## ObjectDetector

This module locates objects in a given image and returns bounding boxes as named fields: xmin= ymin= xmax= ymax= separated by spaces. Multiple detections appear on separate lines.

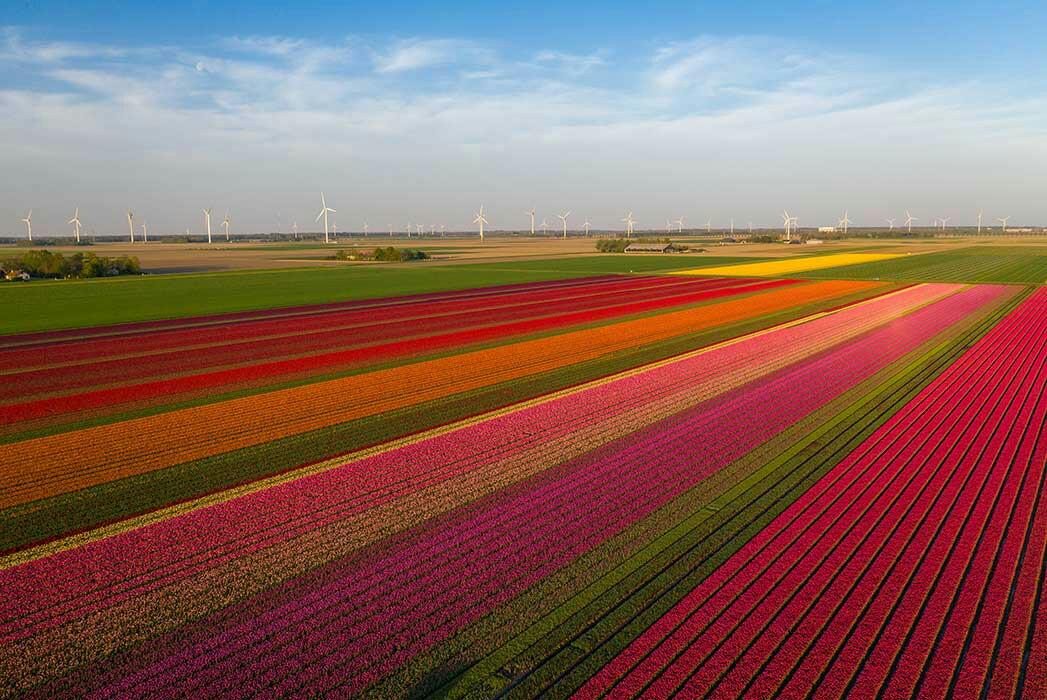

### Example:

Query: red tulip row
xmin=0 ymin=274 xmax=629 ymax=350
xmin=0 ymin=275 xmax=706 ymax=373
xmin=579 ymin=287 xmax=1047 ymax=700
xmin=0 ymin=277 xmax=791 ymax=425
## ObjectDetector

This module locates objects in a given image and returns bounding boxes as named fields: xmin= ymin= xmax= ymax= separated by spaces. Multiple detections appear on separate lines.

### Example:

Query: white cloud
xmin=1 ymin=26 xmax=1046 ymax=236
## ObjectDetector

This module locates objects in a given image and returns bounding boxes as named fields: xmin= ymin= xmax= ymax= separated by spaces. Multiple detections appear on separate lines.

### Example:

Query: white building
xmin=817 ymin=226 xmax=837 ymax=233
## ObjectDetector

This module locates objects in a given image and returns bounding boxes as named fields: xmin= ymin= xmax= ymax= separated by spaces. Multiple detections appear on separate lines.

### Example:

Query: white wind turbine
xmin=406 ymin=223 xmax=412 ymax=238
xmin=527 ymin=208 xmax=536 ymax=236
xmin=292 ymin=221 xmax=299 ymax=240
xmin=68 ymin=208 xmax=81 ymax=243
xmin=705 ymin=219 xmax=711 ymax=234
xmin=583 ymin=218 xmax=592 ymax=236
xmin=886 ymin=218 xmax=895 ymax=231
xmin=363 ymin=222 xmax=369 ymax=237
xmin=666 ymin=219 xmax=673 ymax=234
xmin=939 ymin=216 xmax=950 ymax=231
xmin=838 ymin=210 xmax=851 ymax=235
xmin=558 ymin=210 xmax=571 ymax=239
xmin=222 ymin=211 xmax=231 ymax=241
xmin=417 ymin=224 xmax=424 ymax=237
xmin=430 ymin=224 xmax=435 ymax=236
xmin=998 ymin=216 xmax=1010 ymax=233
xmin=202 ymin=208 xmax=212 ymax=244
xmin=977 ymin=209 xmax=983 ymax=234
xmin=905 ymin=211 xmax=918 ymax=233
xmin=621 ymin=211 xmax=636 ymax=237
xmin=540 ymin=218 xmax=549 ymax=235
xmin=315 ymin=193 xmax=335 ymax=243
xmin=389 ymin=224 xmax=394 ymax=238
xmin=730 ymin=218 xmax=735 ymax=236
xmin=674 ymin=217 xmax=684 ymax=233
xmin=782 ymin=211 xmax=793 ymax=241
xmin=474 ymin=204 xmax=488 ymax=241
xmin=21 ymin=210 xmax=32 ymax=241
xmin=127 ymin=209 xmax=135 ymax=243
xmin=142 ymin=222 xmax=148 ymax=242
xmin=440 ymin=224 xmax=446 ymax=236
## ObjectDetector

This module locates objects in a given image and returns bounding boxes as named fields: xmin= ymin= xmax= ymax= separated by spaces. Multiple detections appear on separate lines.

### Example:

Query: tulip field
xmin=1 ymin=262 xmax=1044 ymax=698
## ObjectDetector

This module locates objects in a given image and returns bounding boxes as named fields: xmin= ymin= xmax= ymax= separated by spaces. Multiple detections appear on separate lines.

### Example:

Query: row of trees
xmin=334 ymin=247 xmax=430 ymax=262
xmin=1 ymin=250 xmax=141 ymax=279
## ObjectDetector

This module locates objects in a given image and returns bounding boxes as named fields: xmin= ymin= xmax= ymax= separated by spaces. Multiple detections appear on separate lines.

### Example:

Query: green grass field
xmin=0 ymin=255 xmax=755 ymax=335
xmin=799 ymin=246 xmax=1047 ymax=284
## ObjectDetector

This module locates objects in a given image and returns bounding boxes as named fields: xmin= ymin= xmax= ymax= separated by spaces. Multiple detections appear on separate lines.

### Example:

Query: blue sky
xmin=2 ymin=1 xmax=1046 ymax=235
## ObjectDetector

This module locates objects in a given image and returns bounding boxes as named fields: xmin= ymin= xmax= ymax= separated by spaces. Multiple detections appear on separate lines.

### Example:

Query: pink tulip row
xmin=85 ymin=285 xmax=1006 ymax=698
xmin=578 ymin=287 xmax=1046 ymax=700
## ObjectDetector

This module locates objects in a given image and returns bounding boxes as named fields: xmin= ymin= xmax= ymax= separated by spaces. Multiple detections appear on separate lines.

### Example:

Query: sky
xmin=2 ymin=0 xmax=1046 ymax=236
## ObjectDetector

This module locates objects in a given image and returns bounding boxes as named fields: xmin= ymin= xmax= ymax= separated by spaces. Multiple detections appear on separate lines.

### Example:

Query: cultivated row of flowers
xmin=578 ymin=285 xmax=1043 ymax=700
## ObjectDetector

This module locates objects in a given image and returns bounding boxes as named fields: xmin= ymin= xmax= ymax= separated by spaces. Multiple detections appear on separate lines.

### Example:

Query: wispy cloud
xmin=2 ymin=26 xmax=1045 ymax=234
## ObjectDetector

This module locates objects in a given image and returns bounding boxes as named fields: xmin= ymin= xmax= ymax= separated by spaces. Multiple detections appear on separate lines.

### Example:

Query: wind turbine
xmin=782 ymin=211 xmax=792 ymax=241
xmin=440 ymin=224 xmax=446 ymax=236
xmin=838 ymin=210 xmax=851 ymax=235
xmin=705 ymin=219 xmax=711 ymax=234
xmin=674 ymin=217 xmax=684 ymax=233
xmin=21 ymin=210 xmax=32 ymax=241
xmin=730 ymin=218 xmax=735 ymax=236
xmin=539 ymin=218 xmax=549 ymax=235
xmin=142 ymin=222 xmax=148 ymax=242
xmin=68 ymin=208 xmax=81 ymax=243
xmin=998 ymin=216 xmax=1010 ymax=233
xmin=886 ymin=218 xmax=895 ymax=231
xmin=389 ymin=224 xmax=393 ymax=238
xmin=583 ymin=218 xmax=592 ymax=236
xmin=666 ymin=219 xmax=673 ymax=234
xmin=558 ymin=210 xmax=571 ymax=239
xmin=939 ymin=216 xmax=950 ymax=232
xmin=430 ymin=224 xmax=435 ymax=236
xmin=749 ymin=221 xmax=753 ymax=235
xmin=127 ymin=209 xmax=135 ymax=243
xmin=292 ymin=221 xmax=299 ymax=240
xmin=315 ymin=193 xmax=335 ymax=243
xmin=222 ymin=211 xmax=231 ymax=241
xmin=202 ymin=208 xmax=212 ymax=244
xmin=905 ymin=211 xmax=917 ymax=233
xmin=417 ymin=223 xmax=424 ymax=237
xmin=474 ymin=204 xmax=488 ymax=241
xmin=977 ymin=210 xmax=983 ymax=235
xmin=621 ymin=211 xmax=636 ymax=237
xmin=363 ymin=222 xmax=369 ymax=237
xmin=406 ymin=223 xmax=412 ymax=238
xmin=527 ymin=208 xmax=536 ymax=236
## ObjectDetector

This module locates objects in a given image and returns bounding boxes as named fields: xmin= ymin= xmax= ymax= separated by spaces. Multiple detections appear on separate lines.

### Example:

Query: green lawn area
xmin=0 ymin=254 xmax=755 ymax=335
xmin=800 ymin=246 xmax=1047 ymax=284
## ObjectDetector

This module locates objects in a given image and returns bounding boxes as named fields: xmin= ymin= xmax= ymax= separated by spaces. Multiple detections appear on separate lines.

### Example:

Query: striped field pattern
xmin=0 ymin=269 xmax=1040 ymax=699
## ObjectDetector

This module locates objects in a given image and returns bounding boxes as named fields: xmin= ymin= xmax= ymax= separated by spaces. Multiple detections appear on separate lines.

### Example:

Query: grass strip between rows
xmin=0 ymin=285 xmax=885 ymax=553
xmin=379 ymin=285 xmax=1029 ymax=699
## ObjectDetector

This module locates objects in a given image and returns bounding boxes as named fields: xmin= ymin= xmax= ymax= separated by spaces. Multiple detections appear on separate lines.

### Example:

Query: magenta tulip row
xmin=580 ymin=287 xmax=1046 ymax=700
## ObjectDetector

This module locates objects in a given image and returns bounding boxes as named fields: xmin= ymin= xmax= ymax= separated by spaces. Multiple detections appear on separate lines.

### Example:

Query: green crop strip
xmin=395 ymin=286 xmax=1029 ymax=700
xmin=798 ymin=247 xmax=1047 ymax=285
xmin=0 ymin=285 xmax=887 ymax=554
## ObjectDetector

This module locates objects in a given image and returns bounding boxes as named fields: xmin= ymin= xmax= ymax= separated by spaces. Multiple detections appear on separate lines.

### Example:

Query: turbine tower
xmin=440 ymin=224 xmax=446 ymax=236
xmin=886 ymin=218 xmax=895 ymax=231
xmin=998 ymin=216 xmax=1010 ymax=233
xmin=939 ymin=216 xmax=950 ymax=232
xmin=674 ymin=217 xmax=684 ymax=233
xmin=203 ymin=208 xmax=212 ymax=244
xmin=705 ymin=219 xmax=711 ymax=234
xmin=905 ymin=211 xmax=917 ymax=233
xmin=583 ymin=218 xmax=592 ymax=236
xmin=782 ymin=211 xmax=792 ymax=241
xmin=21 ymin=210 xmax=32 ymax=241
xmin=666 ymin=219 xmax=673 ymax=234
xmin=222 ymin=212 xmax=231 ymax=241
xmin=142 ymin=222 xmax=148 ymax=242
xmin=838 ymin=210 xmax=851 ymax=235
xmin=621 ymin=211 xmax=636 ymax=237
xmin=473 ymin=204 xmax=488 ymax=241
xmin=977 ymin=209 xmax=983 ymax=235
xmin=315 ymin=193 xmax=335 ymax=243
xmin=363 ymin=222 xmax=369 ymax=237
xmin=292 ymin=221 xmax=299 ymax=240
xmin=540 ymin=218 xmax=549 ymax=235
xmin=68 ymin=208 xmax=81 ymax=243
xmin=127 ymin=209 xmax=135 ymax=243
xmin=527 ymin=208 xmax=536 ymax=236
xmin=558 ymin=210 xmax=571 ymax=239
